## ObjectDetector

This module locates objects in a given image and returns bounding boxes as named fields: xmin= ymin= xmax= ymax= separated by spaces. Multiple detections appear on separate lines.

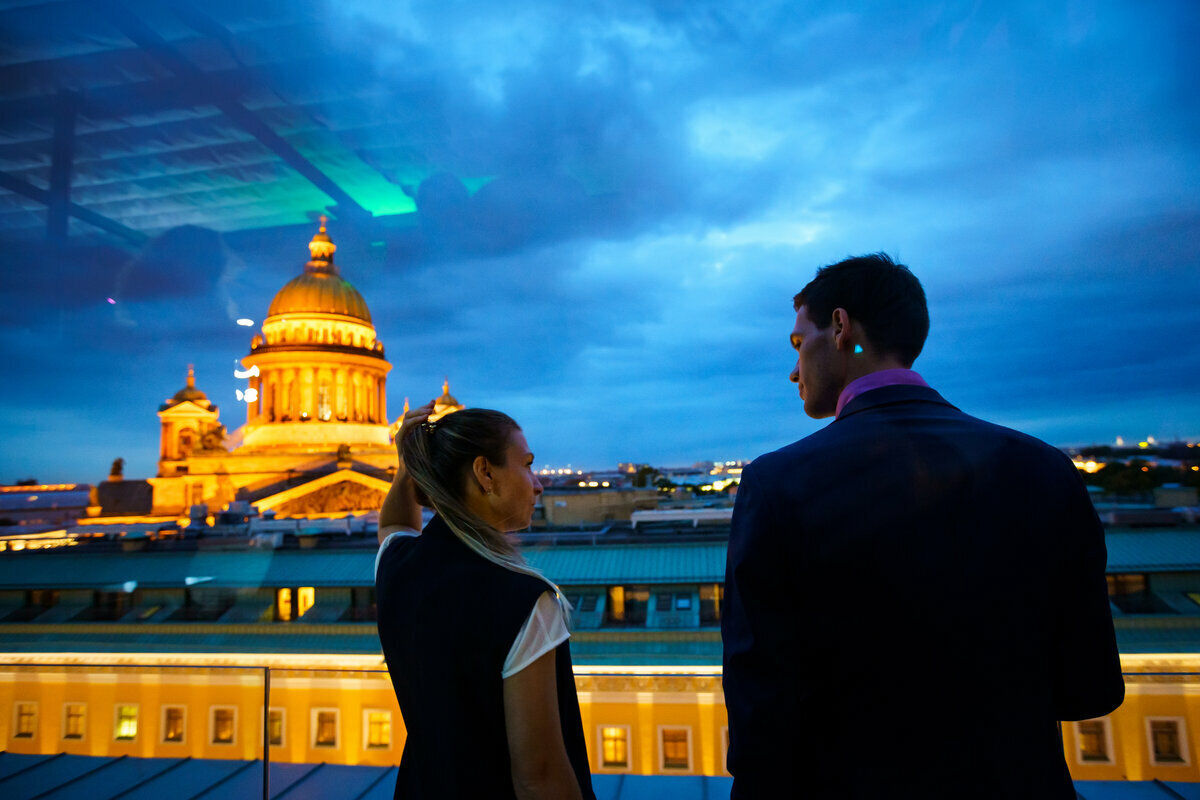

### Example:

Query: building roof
xmin=0 ymin=540 xmax=729 ymax=590
xmin=0 ymin=753 xmax=1194 ymax=799
xmin=0 ymin=530 xmax=1194 ymax=592
xmin=1105 ymin=530 xmax=1200 ymax=572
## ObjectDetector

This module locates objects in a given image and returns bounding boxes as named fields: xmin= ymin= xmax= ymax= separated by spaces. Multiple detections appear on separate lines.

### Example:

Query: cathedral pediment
xmin=255 ymin=468 xmax=391 ymax=517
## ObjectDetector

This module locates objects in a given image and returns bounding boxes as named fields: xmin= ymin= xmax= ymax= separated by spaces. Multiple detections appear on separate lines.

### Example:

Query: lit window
xmin=277 ymin=588 xmax=293 ymax=622
xmin=64 ymin=703 xmax=85 ymax=740
xmin=365 ymin=710 xmax=391 ymax=748
xmin=313 ymin=709 xmax=338 ymax=748
xmin=15 ymin=703 xmax=36 ymax=738
xmin=163 ymin=706 xmax=185 ymax=743
xmin=115 ymin=705 xmax=138 ymax=741
xmin=1077 ymin=720 xmax=1110 ymax=763
xmin=1150 ymin=719 xmax=1187 ymax=764
xmin=297 ymin=587 xmax=315 ymax=619
xmin=268 ymin=708 xmax=284 ymax=746
xmin=675 ymin=594 xmax=692 ymax=610
xmin=601 ymin=726 xmax=628 ymax=768
xmin=661 ymin=727 xmax=690 ymax=770
xmin=212 ymin=707 xmax=235 ymax=745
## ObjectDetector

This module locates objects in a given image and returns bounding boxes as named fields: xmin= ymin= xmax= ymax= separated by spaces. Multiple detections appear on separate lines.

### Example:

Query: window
xmin=579 ymin=594 xmax=598 ymax=613
xmin=162 ymin=706 xmax=185 ymax=743
xmin=1148 ymin=718 xmax=1188 ymax=765
xmin=656 ymin=592 xmax=692 ymax=614
xmin=600 ymin=726 xmax=629 ymax=768
xmin=276 ymin=588 xmax=293 ymax=621
xmin=276 ymin=587 xmax=316 ymax=621
xmin=364 ymin=710 xmax=391 ymax=748
xmin=700 ymin=584 xmax=723 ymax=625
xmin=1076 ymin=719 xmax=1111 ymax=764
xmin=1107 ymin=574 xmax=1173 ymax=614
xmin=211 ymin=707 xmax=236 ymax=745
xmin=114 ymin=704 xmax=139 ymax=741
xmin=15 ymin=702 xmax=36 ymax=738
xmin=604 ymin=585 xmax=649 ymax=626
xmin=63 ymin=703 xmax=85 ymax=740
xmin=312 ymin=709 xmax=339 ymax=748
xmin=268 ymin=708 xmax=285 ymax=747
xmin=660 ymin=727 xmax=691 ymax=771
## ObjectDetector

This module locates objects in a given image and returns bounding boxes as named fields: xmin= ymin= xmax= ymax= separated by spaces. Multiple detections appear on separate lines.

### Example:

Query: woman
xmin=374 ymin=402 xmax=595 ymax=800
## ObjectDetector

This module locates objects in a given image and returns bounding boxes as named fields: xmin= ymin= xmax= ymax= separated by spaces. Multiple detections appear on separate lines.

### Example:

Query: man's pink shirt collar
xmin=835 ymin=368 xmax=929 ymax=418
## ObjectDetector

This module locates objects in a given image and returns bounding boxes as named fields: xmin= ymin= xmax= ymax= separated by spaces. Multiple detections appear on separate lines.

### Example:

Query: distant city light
xmin=233 ymin=365 xmax=260 ymax=379
xmin=236 ymin=318 xmax=254 ymax=326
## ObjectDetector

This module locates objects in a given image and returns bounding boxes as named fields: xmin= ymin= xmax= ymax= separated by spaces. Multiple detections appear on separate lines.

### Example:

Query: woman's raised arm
xmin=378 ymin=401 xmax=434 ymax=544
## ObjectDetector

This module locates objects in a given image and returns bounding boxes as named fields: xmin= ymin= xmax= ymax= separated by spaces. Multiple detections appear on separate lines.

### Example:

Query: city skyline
xmin=2 ymin=1 xmax=1198 ymax=484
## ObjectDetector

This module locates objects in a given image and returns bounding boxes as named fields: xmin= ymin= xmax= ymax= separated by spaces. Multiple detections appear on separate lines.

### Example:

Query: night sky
xmin=2 ymin=1 xmax=1199 ymax=484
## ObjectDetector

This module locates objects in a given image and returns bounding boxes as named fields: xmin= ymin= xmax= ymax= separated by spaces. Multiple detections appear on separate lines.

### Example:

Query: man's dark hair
xmin=793 ymin=252 xmax=929 ymax=366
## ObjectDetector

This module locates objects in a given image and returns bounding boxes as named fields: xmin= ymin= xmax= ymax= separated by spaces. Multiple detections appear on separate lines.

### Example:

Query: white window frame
xmin=1074 ymin=717 xmax=1114 ymax=765
xmin=1146 ymin=716 xmax=1190 ymax=766
xmin=113 ymin=702 xmax=140 ymax=742
xmin=62 ymin=702 xmax=86 ymax=741
xmin=161 ymin=704 xmax=186 ymax=744
xmin=310 ymin=707 xmax=340 ymax=749
xmin=209 ymin=705 xmax=237 ymax=746
xmin=13 ymin=700 xmax=38 ymax=739
xmin=266 ymin=707 xmax=286 ymax=748
xmin=362 ymin=708 xmax=392 ymax=750
xmin=657 ymin=724 xmax=694 ymax=773
xmin=595 ymin=724 xmax=632 ymax=772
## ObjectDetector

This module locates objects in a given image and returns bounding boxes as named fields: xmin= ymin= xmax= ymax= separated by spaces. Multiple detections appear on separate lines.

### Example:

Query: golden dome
xmin=266 ymin=219 xmax=373 ymax=323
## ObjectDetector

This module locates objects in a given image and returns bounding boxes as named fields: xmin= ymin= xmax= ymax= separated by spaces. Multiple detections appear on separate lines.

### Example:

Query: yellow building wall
xmin=4 ymin=658 xmax=1200 ymax=781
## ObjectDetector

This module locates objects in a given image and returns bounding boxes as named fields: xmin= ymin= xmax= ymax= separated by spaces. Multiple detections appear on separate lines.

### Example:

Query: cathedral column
xmin=377 ymin=375 xmax=387 ymax=423
xmin=247 ymin=374 xmax=261 ymax=422
xmin=336 ymin=368 xmax=347 ymax=420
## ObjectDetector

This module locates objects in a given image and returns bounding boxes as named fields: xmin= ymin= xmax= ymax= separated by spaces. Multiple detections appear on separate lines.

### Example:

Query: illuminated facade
xmin=146 ymin=221 xmax=408 ymax=518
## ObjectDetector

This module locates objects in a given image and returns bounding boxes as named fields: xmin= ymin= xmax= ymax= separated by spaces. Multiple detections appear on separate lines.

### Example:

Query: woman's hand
xmin=395 ymin=401 xmax=435 ymax=461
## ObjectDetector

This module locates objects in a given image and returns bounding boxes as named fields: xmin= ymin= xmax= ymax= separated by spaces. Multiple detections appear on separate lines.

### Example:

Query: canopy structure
xmin=0 ymin=0 xmax=462 ymax=248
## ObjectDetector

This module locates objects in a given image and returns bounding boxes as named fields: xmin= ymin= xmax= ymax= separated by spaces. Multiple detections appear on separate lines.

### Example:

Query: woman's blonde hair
xmin=401 ymin=408 xmax=566 ymax=602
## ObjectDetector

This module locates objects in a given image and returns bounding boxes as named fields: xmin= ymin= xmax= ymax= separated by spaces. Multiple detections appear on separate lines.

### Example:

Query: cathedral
xmin=135 ymin=220 xmax=461 ymax=518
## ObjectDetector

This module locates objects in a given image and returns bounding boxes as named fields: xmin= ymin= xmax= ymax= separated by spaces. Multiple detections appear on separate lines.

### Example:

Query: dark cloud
xmin=3 ymin=0 xmax=1200 ymax=482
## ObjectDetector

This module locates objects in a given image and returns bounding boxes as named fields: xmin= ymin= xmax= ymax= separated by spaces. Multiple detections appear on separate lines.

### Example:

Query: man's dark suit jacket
xmin=722 ymin=384 xmax=1124 ymax=798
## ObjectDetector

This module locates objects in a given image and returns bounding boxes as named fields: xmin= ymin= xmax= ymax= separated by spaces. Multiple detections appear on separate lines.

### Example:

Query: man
xmin=722 ymin=254 xmax=1123 ymax=798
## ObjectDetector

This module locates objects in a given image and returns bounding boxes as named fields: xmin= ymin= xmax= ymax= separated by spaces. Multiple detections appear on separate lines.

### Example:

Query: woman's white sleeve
xmin=374 ymin=526 xmax=420 ymax=580
xmin=502 ymin=590 xmax=570 ymax=679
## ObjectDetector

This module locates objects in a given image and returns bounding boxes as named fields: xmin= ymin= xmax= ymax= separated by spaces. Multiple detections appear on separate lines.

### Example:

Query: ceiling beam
xmin=106 ymin=4 xmax=371 ymax=222
xmin=0 ymin=170 xmax=148 ymax=245
xmin=47 ymin=90 xmax=80 ymax=241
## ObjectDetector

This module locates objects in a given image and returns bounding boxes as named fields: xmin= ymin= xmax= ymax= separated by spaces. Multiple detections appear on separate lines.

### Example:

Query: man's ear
xmin=471 ymin=455 xmax=493 ymax=495
xmin=830 ymin=307 xmax=853 ymax=351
